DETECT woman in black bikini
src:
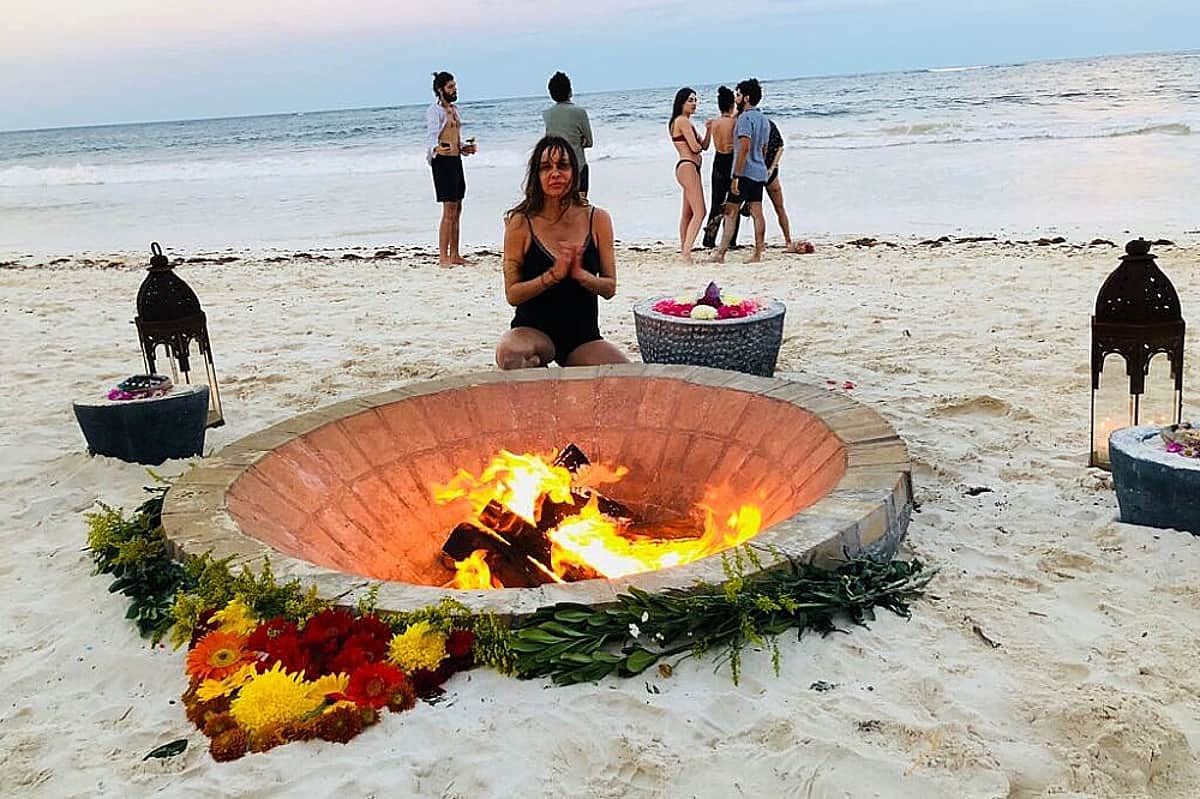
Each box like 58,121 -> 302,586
495,135 -> 628,369
669,87 -> 711,263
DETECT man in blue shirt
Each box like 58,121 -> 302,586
713,78 -> 770,263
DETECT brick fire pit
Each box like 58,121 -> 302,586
161,365 -> 912,618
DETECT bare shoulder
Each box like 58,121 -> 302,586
589,206 -> 614,234
504,212 -> 528,234
503,212 -> 530,253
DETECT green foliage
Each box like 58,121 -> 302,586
355,584 -> 381,616
469,613 -> 518,675
84,487 -> 181,643
86,489 -> 930,691
511,552 -> 935,686
168,556 -> 329,648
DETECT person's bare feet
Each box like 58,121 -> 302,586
450,256 -> 473,266
710,251 -> 726,264
743,249 -> 763,264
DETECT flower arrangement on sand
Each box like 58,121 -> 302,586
182,602 -> 478,760
651,281 -> 763,320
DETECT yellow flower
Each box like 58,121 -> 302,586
212,599 -> 258,637
230,663 -> 321,734
723,294 -> 742,305
307,673 -> 349,702
197,663 -> 258,701
387,621 -> 448,672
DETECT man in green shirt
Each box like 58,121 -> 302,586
542,71 -> 595,199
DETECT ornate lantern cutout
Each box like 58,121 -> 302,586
1090,239 -> 1184,468
134,242 -> 225,428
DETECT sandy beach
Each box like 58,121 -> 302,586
2,236 -> 1199,798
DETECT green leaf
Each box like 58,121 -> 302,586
143,738 -> 188,760
622,648 -> 659,676
552,609 -> 593,624
512,628 -> 567,645
536,621 -> 587,638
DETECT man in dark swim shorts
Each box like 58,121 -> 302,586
425,70 -> 477,265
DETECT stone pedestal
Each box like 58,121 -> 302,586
1109,425 -> 1200,535
74,385 -> 209,465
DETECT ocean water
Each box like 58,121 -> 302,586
1,51 -> 1198,255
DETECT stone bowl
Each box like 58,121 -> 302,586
633,298 -> 785,377
74,384 -> 209,465
1109,424 -> 1200,535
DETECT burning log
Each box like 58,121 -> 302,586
539,489 -> 631,532
442,522 -> 557,588
438,441 -> 748,590
552,443 -> 590,472
479,500 -> 553,566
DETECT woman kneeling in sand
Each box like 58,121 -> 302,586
495,135 -> 628,369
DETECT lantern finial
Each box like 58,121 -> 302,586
1125,238 -> 1150,257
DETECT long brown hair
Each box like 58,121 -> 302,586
506,135 -> 583,219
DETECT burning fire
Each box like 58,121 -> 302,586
434,448 -> 762,589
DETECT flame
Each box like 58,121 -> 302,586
452,549 -> 495,589
435,450 -> 574,525
548,495 -> 762,579
434,450 -> 763,587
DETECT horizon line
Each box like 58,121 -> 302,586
3,47 -> 1195,136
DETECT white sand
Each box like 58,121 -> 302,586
1,237 -> 1198,798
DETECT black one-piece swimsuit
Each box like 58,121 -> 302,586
511,209 -> 603,365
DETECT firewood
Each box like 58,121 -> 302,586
552,443 -> 590,472
441,522 -> 556,588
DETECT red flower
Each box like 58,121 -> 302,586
259,634 -> 310,675
348,615 -> 393,647
408,660 -> 460,699
651,299 -> 696,318
246,617 -> 298,653
345,662 -> 407,709
328,644 -> 372,676
301,608 -> 355,653
446,629 -> 474,659
343,631 -> 389,661
407,668 -> 444,699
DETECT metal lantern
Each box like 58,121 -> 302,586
1090,238 -> 1184,468
134,242 -> 225,428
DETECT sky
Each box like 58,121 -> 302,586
2,0 -> 1198,131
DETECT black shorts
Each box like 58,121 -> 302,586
431,155 -> 466,203
578,164 -> 590,194
726,176 -> 764,205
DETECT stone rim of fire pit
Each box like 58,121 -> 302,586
161,364 -> 912,620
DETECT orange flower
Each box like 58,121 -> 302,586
186,630 -> 254,683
